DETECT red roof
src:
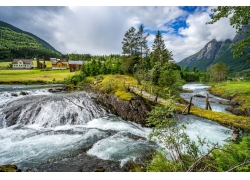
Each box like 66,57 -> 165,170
12,59 -> 33,64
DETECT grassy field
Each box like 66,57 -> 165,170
0,69 -> 76,84
209,81 -> 250,109
0,62 -> 12,67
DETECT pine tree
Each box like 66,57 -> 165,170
151,30 -> 173,65
137,25 -> 149,64
121,27 -> 138,55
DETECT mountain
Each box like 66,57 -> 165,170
0,20 -> 61,61
178,26 -> 250,73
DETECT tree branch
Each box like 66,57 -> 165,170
187,143 -> 218,172
226,156 -> 249,172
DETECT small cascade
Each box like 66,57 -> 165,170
0,90 -> 108,128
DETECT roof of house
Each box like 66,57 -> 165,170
12,59 -> 33,64
68,61 -> 83,65
52,61 -> 68,65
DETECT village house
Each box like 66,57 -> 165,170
52,60 -> 67,70
12,59 -> 33,69
68,60 -> 83,72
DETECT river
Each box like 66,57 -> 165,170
0,84 -> 232,172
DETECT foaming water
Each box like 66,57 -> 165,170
0,85 -> 232,171
181,83 -> 231,113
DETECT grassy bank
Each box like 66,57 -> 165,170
176,104 -> 250,131
0,69 -> 75,84
87,74 -> 138,101
209,81 -> 250,110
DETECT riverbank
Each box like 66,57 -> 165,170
209,81 -> 250,117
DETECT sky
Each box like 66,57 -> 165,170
0,1 -> 249,62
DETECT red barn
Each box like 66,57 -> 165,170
68,61 -> 83,72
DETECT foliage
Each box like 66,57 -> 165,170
146,101 -> 214,172
207,6 -> 250,59
137,25 -> 150,64
210,135 -> 250,172
64,71 -> 86,86
121,27 -> 139,56
151,30 -> 173,65
0,25 -> 60,60
206,62 -> 228,82
146,101 -> 250,172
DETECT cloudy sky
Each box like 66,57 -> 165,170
0,1 -> 247,62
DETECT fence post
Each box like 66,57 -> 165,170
187,96 -> 193,114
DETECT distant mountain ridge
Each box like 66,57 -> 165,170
0,20 -> 61,60
178,26 -> 250,73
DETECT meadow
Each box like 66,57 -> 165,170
0,69 -> 75,84
209,81 -> 250,110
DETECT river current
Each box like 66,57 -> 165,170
0,84 -> 232,171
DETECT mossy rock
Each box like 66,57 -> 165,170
0,164 -> 21,172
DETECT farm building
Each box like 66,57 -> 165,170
52,60 -> 67,70
68,61 -> 83,72
12,59 -> 33,69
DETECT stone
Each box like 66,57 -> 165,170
0,164 -> 21,172
193,94 -> 206,98
20,91 -> 28,95
11,93 -> 18,97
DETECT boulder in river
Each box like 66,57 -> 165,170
0,164 -> 21,172
20,91 -> 28,95
11,93 -> 18,97
218,100 -> 231,105
193,94 -> 206,98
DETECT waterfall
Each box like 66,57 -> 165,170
0,90 -> 108,128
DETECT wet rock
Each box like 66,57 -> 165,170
122,162 -> 146,172
96,94 -> 152,127
93,167 -> 105,172
245,108 -> 250,117
230,99 -> 240,106
20,91 -> 28,95
218,100 -> 231,105
0,164 -> 22,172
181,89 -> 193,93
225,107 -> 245,116
11,93 -> 18,97
231,129 -> 240,141
193,94 -> 206,98
48,88 -> 61,93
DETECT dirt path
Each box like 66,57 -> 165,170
129,86 -> 169,104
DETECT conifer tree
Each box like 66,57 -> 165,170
121,27 -> 138,55
137,25 -> 149,64
151,30 -> 173,65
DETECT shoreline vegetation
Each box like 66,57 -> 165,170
0,69 -> 250,131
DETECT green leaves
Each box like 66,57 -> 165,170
151,30 -> 173,65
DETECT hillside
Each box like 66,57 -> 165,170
178,26 -> 250,73
0,20 -> 61,61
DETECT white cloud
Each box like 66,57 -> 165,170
162,9 -> 236,62
0,6 -> 237,62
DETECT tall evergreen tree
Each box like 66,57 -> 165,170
121,27 -> 138,55
137,25 -> 149,64
151,30 -> 173,65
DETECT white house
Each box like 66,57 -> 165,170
12,59 -> 33,69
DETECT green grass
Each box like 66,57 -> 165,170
0,62 -> 12,67
92,74 -> 136,101
0,69 -> 75,84
209,81 -> 250,110
176,104 -> 250,130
